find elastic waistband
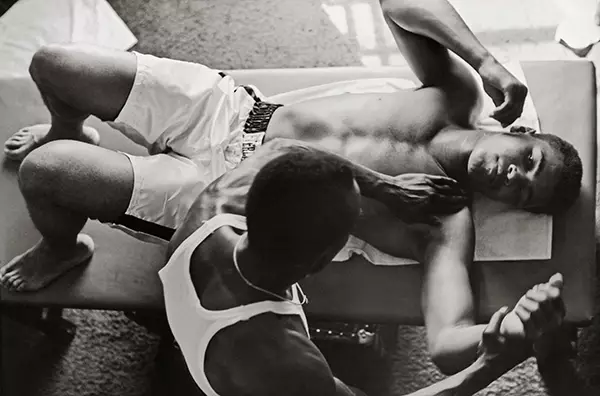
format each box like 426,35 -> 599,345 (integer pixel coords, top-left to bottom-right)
243,100 -> 283,134
240,100 -> 283,161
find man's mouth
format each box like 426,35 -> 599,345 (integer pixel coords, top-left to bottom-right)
488,164 -> 504,189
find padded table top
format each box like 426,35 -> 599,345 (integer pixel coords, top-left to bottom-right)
0,61 -> 596,325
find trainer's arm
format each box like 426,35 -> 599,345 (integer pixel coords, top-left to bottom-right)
168,137 -> 400,255
248,328 -> 516,396
271,139 -> 415,202
267,345 -> 517,396
168,137 -> 464,255
267,138 -> 466,222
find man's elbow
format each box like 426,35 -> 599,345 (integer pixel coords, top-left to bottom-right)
428,331 -> 472,375
380,0 -> 414,22
430,345 -> 465,375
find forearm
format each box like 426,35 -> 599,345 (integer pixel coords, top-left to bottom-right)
382,0 -> 494,70
405,356 -> 512,396
275,139 -> 395,202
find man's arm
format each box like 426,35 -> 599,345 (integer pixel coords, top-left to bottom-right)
233,315 -> 521,396
420,207 -> 485,375
381,0 -> 493,81
380,0 -> 527,126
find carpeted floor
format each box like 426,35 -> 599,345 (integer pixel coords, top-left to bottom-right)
1,0 -> 600,395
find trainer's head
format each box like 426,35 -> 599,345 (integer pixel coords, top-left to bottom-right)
467,129 -> 582,214
245,149 -> 361,284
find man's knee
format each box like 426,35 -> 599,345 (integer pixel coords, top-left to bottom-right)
29,43 -> 84,87
18,141 -> 76,197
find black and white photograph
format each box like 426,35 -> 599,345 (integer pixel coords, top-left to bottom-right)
0,0 -> 599,395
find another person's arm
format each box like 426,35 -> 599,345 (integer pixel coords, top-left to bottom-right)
252,308 -> 527,396
269,139 -> 468,223
170,137 -> 467,253
380,0 -> 527,126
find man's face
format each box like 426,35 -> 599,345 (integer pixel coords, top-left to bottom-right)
467,133 -> 563,210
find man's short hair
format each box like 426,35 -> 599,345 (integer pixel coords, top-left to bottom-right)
246,149 -> 359,269
530,133 -> 582,215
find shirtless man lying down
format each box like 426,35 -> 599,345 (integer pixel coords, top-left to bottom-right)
0,0 -> 582,374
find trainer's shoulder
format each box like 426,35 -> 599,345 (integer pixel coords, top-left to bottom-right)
209,317 -> 335,396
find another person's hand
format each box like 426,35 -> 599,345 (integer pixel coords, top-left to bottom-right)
477,307 -> 532,368
500,273 -> 565,341
385,173 -> 469,225
478,57 -> 528,128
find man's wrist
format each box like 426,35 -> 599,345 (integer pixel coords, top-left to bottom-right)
475,54 -> 500,77
377,176 -> 405,205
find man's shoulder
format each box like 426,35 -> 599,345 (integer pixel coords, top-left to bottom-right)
209,318 -> 335,396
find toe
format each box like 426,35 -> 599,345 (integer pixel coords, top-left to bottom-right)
4,138 -> 19,148
2,267 -> 17,280
4,276 -> 18,290
5,146 -> 29,160
13,279 -> 26,291
12,131 -> 29,140
7,272 -> 21,285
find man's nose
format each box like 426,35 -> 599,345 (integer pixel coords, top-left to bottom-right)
506,164 -> 524,185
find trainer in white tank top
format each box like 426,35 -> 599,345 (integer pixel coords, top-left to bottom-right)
159,213 -> 310,396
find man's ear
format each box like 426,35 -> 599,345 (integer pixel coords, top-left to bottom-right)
510,125 -> 537,135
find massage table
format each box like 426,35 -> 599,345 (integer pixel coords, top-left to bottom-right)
0,62 -> 596,344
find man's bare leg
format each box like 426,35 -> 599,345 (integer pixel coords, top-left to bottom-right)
3,43 -> 136,160
0,44 -> 138,291
0,140 -> 134,291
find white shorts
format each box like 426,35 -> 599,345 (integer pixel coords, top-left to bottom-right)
105,52 -> 274,242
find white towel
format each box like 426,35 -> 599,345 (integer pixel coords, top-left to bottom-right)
268,61 -> 552,265
0,0 -> 137,78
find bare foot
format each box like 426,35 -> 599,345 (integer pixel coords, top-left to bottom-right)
3,124 -> 100,161
0,234 -> 94,292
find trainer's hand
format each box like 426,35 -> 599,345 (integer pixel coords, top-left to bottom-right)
478,58 -> 528,128
477,307 -> 531,368
385,173 -> 469,225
